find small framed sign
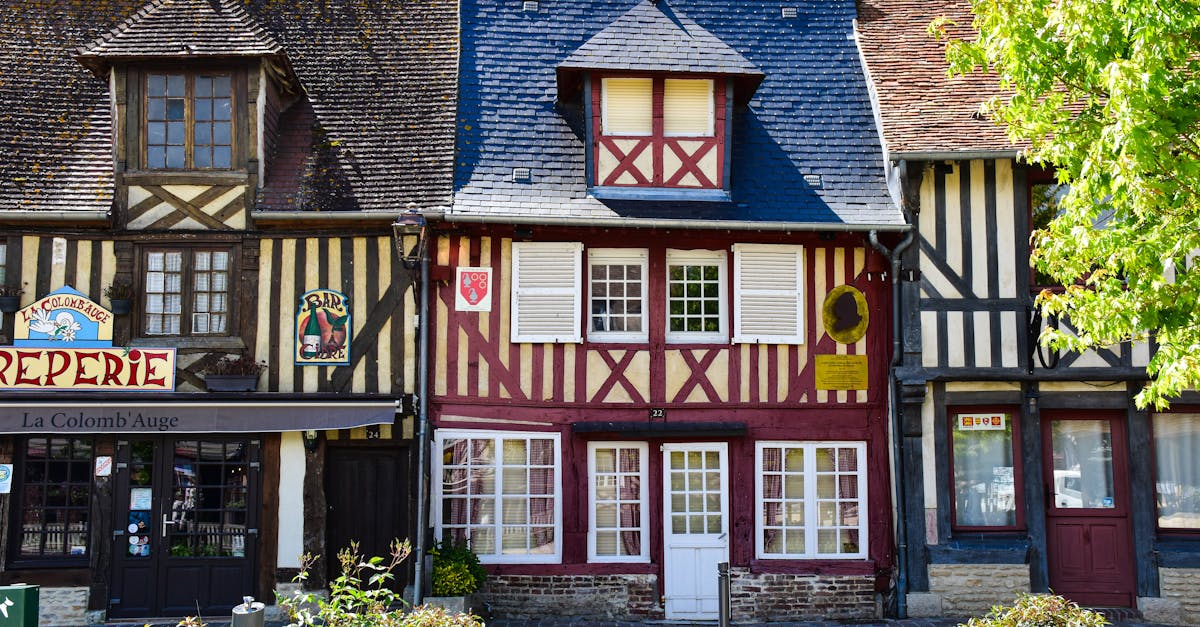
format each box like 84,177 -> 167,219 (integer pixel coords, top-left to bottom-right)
455,267 -> 493,312
957,413 -> 1006,431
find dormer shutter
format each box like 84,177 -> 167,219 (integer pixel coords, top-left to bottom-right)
732,244 -> 804,344
511,242 -> 584,343
602,78 -> 653,135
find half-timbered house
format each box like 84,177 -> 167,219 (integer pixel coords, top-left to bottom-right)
0,0 -> 454,622
856,1 -> 1200,622
421,0 -> 906,620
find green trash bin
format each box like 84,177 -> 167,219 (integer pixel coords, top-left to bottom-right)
0,584 -> 38,627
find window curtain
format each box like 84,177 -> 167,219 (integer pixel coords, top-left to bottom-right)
1155,414 -> 1200,529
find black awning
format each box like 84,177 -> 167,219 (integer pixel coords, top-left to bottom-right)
0,401 -> 398,434
572,421 -> 746,438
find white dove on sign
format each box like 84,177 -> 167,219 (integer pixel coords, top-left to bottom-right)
28,309 -> 82,342
0,596 -> 15,618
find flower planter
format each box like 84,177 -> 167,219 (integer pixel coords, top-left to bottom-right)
0,295 -> 19,313
204,374 -> 260,392
108,298 -> 132,315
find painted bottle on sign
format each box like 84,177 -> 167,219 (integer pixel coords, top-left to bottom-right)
300,312 -> 322,359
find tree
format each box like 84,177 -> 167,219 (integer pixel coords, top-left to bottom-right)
933,0 -> 1200,408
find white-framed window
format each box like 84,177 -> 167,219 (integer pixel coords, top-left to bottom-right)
755,441 -> 867,559
510,242 -> 583,344
587,248 -> 648,342
587,442 -> 649,562
434,429 -> 562,563
732,244 -> 804,344
665,249 -> 727,343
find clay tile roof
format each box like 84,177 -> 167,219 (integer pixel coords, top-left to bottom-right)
0,0 -> 457,214
76,0 -> 283,72
855,0 -> 1020,156
559,0 -> 762,78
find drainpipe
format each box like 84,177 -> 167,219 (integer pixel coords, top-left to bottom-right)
412,227 -> 432,606
869,227 -> 915,618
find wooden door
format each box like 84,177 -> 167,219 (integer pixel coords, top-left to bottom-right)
325,445 -> 411,590
662,443 -> 728,620
109,438 -> 259,618
1043,413 -> 1135,607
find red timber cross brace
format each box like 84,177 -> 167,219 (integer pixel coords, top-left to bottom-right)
591,76 -> 727,189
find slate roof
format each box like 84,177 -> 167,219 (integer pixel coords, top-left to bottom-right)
452,0 -> 901,227
76,0 -> 283,73
855,0 -> 1018,156
559,1 -> 762,79
0,0 -> 456,214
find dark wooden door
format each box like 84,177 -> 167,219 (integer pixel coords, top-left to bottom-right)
110,438 -> 260,618
325,445 -> 411,589
1043,413 -> 1135,607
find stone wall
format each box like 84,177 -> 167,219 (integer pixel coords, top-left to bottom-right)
37,587 -> 89,627
1159,567 -> 1200,626
922,563 -> 1030,617
728,569 -> 877,621
476,574 -> 660,620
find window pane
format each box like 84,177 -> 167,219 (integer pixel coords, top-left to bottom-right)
1050,419 -> 1115,509
664,79 -> 714,136
20,438 -> 93,559
590,257 -> 646,336
602,78 -> 652,135
667,259 -> 722,337
953,413 -> 1017,526
591,445 -> 644,560
1154,413 -> 1200,529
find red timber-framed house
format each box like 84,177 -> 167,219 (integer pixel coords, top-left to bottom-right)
418,0 -> 907,620
0,0 -> 454,622
857,1 -> 1200,622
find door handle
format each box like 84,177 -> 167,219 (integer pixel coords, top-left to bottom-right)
161,514 -> 176,539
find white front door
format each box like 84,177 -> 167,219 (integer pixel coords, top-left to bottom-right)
662,443 -> 728,619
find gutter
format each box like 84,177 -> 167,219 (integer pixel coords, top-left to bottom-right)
252,211 -> 402,225
868,226 -> 915,619
0,210 -> 110,223
412,222 -> 432,605
424,210 -> 910,233
889,149 -> 1022,161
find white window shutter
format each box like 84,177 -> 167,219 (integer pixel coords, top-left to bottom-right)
511,242 -> 583,343
664,79 -> 714,137
602,78 -> 653,135
732,244 -> 804,344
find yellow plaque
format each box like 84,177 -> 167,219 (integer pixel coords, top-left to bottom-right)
822,285 -> 869,344
814,354 -> 868,390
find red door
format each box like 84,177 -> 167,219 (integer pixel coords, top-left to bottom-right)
1042,412 -> 1135,607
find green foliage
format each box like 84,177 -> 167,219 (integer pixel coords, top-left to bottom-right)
963,593 -> 1109,627
937,0 -> 1200,408
277,539 -> 482,627
429,539 -> 487,596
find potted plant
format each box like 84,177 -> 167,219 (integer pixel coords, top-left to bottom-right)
203,354 -> 266,392
0,283 -> 24,314
425,539 -> 487,614
103,281 -> 134,315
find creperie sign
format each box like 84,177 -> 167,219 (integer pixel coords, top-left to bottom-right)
0,348 -> 176,391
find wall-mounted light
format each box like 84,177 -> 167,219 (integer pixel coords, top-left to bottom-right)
303,429 -> 320,453
394,208 -> 429,269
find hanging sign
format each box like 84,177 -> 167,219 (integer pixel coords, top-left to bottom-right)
957,413 -> 1007,431
296,289 -> 351,366
455,267 -> 493,312
95,456 -> 113,477
2,286 -> 175,391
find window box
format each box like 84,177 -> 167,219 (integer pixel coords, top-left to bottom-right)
203,374 -> 260,392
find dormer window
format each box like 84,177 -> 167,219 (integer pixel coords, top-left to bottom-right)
595,76 -> 724,191
145,72 -> 233,170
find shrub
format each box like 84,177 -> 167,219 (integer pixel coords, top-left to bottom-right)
963,593 -> 1109,627
277,539 -> 484,627
429,539 -> 487,596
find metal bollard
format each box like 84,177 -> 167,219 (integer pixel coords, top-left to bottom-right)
232,596 -> 265,627
718,561 -> 730,627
